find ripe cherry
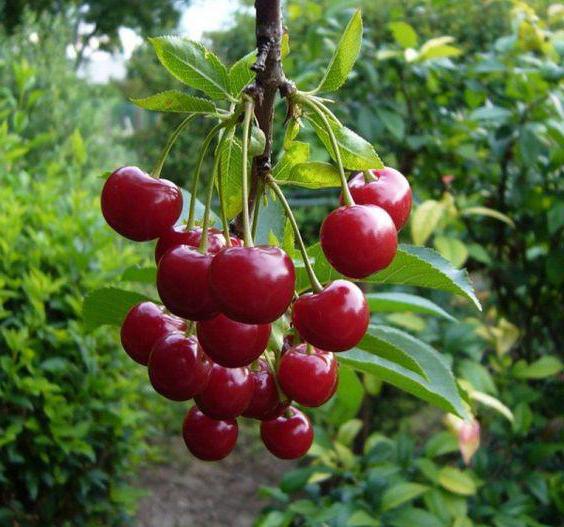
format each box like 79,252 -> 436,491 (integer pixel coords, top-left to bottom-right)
155,225 -> 241,264
243,360 -> 288,420
101,166 -> 182,241
344,167 -> 412,231
120,301 -> 185,366
182,406 -> 238,461
278,344 -> 338,407
194,363 -> 253,420
209,246 -> 295,324
260,406 -> 314,460
148,334 -> 211,401
320,204 -> 397,278
157,245 -> 218,321
292,279 -> 369,352
197,314 -> 271,368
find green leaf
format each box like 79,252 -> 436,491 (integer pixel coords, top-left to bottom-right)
382,483 -> 429,511
434,236 -> 468,267
425,431 -> 459,458
325,365 -> 365,425
219,134 -> 244,219
461,206 -> 515,227
389,507 -> 444,527
411,200 -> 445,245
315,9 -> 363,93
229,51 -> 255,96
418,37 -> 461,61
150,36 -> 231,101
513,356 -> 563,379
339,326 -> 469,418
82,287 -> 153,331
336,419 -> 363,447
347,510 -> 380,527
470,105 -> 512,122
437,467 -> 477,496
376,108 -> 405,140
306,111 -> 383,170
131,90 -> 216,113
255,196 -> 285,246
273,142 -> 310,182
280,162 -> 341,189
388,22 -> 418,49
468,390 -> 513,422
366,292 -> 457,322
121,266 -> 157,284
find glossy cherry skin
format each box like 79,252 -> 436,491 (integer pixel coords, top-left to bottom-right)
260,406 -> 314,460
209,246 -> 295,324
120,301 -> 185,366
155,225 -> 241,264
101,166 -> 182,241
196,314 -> 271,368
320,204 -> 398,279
157,245 -> 219,321
148,334 -> 211,401
278,344 -> 338,407
194,363 -> 253,420
293,279 -> 369,352
182,406 -> 238,461
243,360 -> 289,420
344,167 -> 412,231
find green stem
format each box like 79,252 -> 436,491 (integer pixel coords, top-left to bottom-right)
251,179 -> 264,241
267,176 -> 323,293
364,169 -> 377,183
151,114 -> 197,178
241,100 -> 254,247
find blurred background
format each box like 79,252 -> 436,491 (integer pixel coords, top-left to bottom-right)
0,0 -> 562,526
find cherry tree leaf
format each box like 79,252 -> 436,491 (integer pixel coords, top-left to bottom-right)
131,90 -> 216,113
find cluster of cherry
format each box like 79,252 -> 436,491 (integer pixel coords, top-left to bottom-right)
101,164 -> 411,461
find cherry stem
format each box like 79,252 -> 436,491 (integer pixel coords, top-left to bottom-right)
306,342 -> 314,355
301,96 -> 354,207
262,350 -> 288,403
251,179 -> 264,240
187,121 -> 224,229
364,169 -> 377,183
267,175 -> 323,293
151,114 -> 197,179
217,129 -> 234,247
241,99 -> 255,247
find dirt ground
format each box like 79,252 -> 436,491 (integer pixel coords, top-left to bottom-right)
135,428 -> 293,527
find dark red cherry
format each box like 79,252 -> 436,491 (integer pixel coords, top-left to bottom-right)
148,334 -> 211,401
194,363 -> 253,420
292,279 -> 369,352
155,225 -> 241,264
101,166 -> 182,241
320,204 -> 397,279
243,360 -> 289,420
278,344 -> 338,407
197,314 -> 271,368
182,406 -> 238,461
157,245 -> 219,321
344,167 -> 412,231
260,406 -> 313,460
120,301 -> 185,365
209,246 -> 295,324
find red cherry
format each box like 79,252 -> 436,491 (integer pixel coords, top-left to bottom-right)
278,344 -> 338,407
260,406 -> 313,459
155,225 -> 241,264
182,406 -> 238,461
157,245 -> 219,321
101,166 -> 182,241
120,301 -> 185,365
194,363 -> 253,419
196,314 -> 271,368
320,204 -> 397,279
344,167 -> 412,231
243,360 -> 288,420
148,334 -> 211,401
292,279 -> 369,352
209,246 -> 295,324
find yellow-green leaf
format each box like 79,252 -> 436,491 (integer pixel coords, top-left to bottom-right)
438,467 -> 477,496
411,200 -> 445,245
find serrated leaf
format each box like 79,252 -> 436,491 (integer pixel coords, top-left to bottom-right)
273,141 -> 310,181
366,292 -> 456,322
437,467 -> 477,496
381,483 -> 429,511
82,287 -> 153,331
229,51 -> 255,96
150,36 -> 231,101
434,236 -> 468,267
219,134 -> 244,219
461,206 -> 515,227
388,22 -> 418,49
131,90 -> 216,113
315,9 -> 363,93
280,162 -> 341,189
411,200 -> 445,245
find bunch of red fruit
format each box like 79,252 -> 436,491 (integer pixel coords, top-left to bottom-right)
101,164 -> 411,461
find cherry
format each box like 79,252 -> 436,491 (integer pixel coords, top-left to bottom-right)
148,334 -> 211,401
278,344 -> 338,407
243,360 -> 289,420
197,314 -> 271,368
320,204 -> 397,279
101,166 -> 182,241
120,301 -> 185,365
155,225 -> 241,264
344,167 -> 412,231
292,279 -> 369,352
260,406 -> 313,460
182,406 -> 238,461
157,245 -> 218,321
209,246 -> 295,324
194,363 -> 253,420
